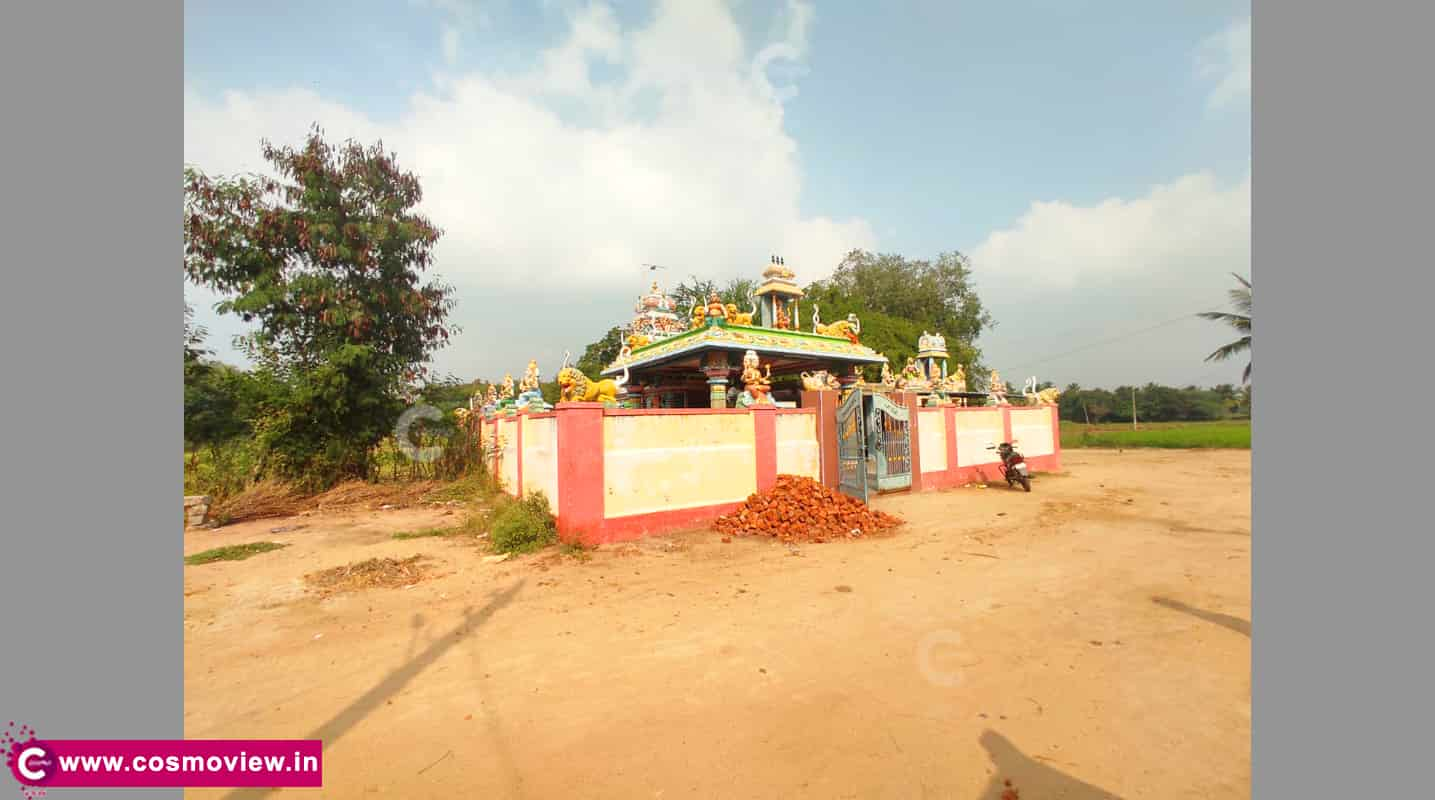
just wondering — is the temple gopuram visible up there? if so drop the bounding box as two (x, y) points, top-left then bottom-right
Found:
(601, 257), (886, 408)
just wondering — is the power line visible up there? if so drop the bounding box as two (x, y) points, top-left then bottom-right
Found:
(1000, 313), (1204, 375)
(984, 295), (1232, 352)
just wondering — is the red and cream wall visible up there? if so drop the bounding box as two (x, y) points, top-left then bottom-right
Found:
(481, 397), (1058, 545)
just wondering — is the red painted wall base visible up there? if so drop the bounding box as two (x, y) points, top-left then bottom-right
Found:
(562, 501), (744, 546)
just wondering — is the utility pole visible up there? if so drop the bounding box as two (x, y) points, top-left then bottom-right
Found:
(1132, 387), (1138, 431)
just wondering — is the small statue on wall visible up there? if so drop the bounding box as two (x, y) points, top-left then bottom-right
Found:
(516, 359), (550, 411)
(1021, 375), (1062, 406)
(499, 372), (515, 401)
(880, 360), (897, 389)
(898, 357), (924, 389)
(988, 369), (1010, 406)
(944, 363), (968, 406)
(737, 349), (773, 407)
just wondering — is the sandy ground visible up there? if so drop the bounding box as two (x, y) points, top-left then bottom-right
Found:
(184, 449), (1251, 799)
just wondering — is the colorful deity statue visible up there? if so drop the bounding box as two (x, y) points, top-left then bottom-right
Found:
(499, 372), (516, 402)
(880, 360), (897, 389)
(736, 349), (773, 407)
(944, 363), (968, 406)
(706, 291), (727, 322)
(898, 357), (924, 388)
(516, 359), (550, 411)
(773, 300), (792, 330)
(483, 384), (499, 413)
(988, 369), (1009, 406)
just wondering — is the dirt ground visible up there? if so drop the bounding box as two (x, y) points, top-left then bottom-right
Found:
(184, 449), (1251, 800)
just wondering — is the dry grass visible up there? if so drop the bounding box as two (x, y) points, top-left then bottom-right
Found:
(213, 479), (454, 525)
(311, 480), (444, 512)
(303, 555), (438, 597)
(211, 481), (307, 524)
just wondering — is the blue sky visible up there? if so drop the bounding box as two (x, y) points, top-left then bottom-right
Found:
(185, 0), (1251, 388)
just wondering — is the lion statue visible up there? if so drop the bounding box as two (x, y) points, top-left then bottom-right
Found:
(626, 333), (650, 350)
(690, 301), (707, 330)
(725, 303), (757, 326)
(800, 370), (841, 391)
(555, 351), (628, 405)
(812, 304), (862, 343)
(1020, 376), (1062, 406)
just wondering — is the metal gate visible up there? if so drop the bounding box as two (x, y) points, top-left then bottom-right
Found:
(836, 387), (868, 502)
(868, 394), (912, 492)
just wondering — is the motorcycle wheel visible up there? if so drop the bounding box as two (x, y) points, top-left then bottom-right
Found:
(1019, 474), (1031, 492)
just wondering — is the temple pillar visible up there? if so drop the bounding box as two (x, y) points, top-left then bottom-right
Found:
(702, 351), (733, 408)
(705, 371), (729, 408)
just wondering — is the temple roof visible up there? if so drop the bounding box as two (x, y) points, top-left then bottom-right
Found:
(601, 321), (885, 376)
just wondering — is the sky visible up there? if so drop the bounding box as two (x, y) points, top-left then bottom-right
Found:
(184, 0), (1251, 389)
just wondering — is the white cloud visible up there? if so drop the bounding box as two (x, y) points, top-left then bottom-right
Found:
(1197, 16), (1250, 110)
(183, 0), (870, 300)
(971, 169), (1251, 291)
(970, 169), (1252, 388)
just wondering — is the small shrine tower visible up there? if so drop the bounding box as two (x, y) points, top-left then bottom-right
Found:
(916, 331), (949, 383)
(753, 255), (803, 330)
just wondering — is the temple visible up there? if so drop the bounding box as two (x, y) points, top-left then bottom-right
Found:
(469, 250), (1064, 544)
(601, 256), (886, 408)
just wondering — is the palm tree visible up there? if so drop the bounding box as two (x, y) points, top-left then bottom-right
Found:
(1199, 273), (1251, 384)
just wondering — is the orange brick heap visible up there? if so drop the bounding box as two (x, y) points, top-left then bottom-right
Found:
(714, 475), (903, 543)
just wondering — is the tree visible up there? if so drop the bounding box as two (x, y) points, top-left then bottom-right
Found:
(184, 126), (457, 487)
(576, 326), (626, 377)
(184, 300), (210, 365)
(671, 276), (757, 316)
(1198, 273), (1251, 384)
(800, 249), (995, 381)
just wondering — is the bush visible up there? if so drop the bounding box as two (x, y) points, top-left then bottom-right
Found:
(489, 491), (557, 554)
(184, 439), (263, 504)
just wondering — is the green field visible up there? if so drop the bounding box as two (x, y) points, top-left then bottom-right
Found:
(1060, 419), (1250, 449)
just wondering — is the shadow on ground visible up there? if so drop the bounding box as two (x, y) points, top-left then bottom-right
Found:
(1151, 595), (1250, 637)
(221, 579), (526, 800)
(976, 729), (1123, 799)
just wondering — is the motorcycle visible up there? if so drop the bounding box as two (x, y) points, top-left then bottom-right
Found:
(986, 440), (1031, 492)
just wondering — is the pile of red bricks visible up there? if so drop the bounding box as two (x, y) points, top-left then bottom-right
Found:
(714, 475), (903, 543)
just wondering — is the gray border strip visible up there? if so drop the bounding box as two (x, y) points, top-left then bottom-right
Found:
(1257, 1), (1435, 797)
(1, 1), (182, 794)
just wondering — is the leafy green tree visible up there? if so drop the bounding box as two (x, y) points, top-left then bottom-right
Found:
(576, 326), (626, 377)
(184, 301), (209, 365)
(184, 126), (457, 487)
(671, 276), (758, 317)
(1199, 273), (1251, 384)
(799, 249), (994, 381)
